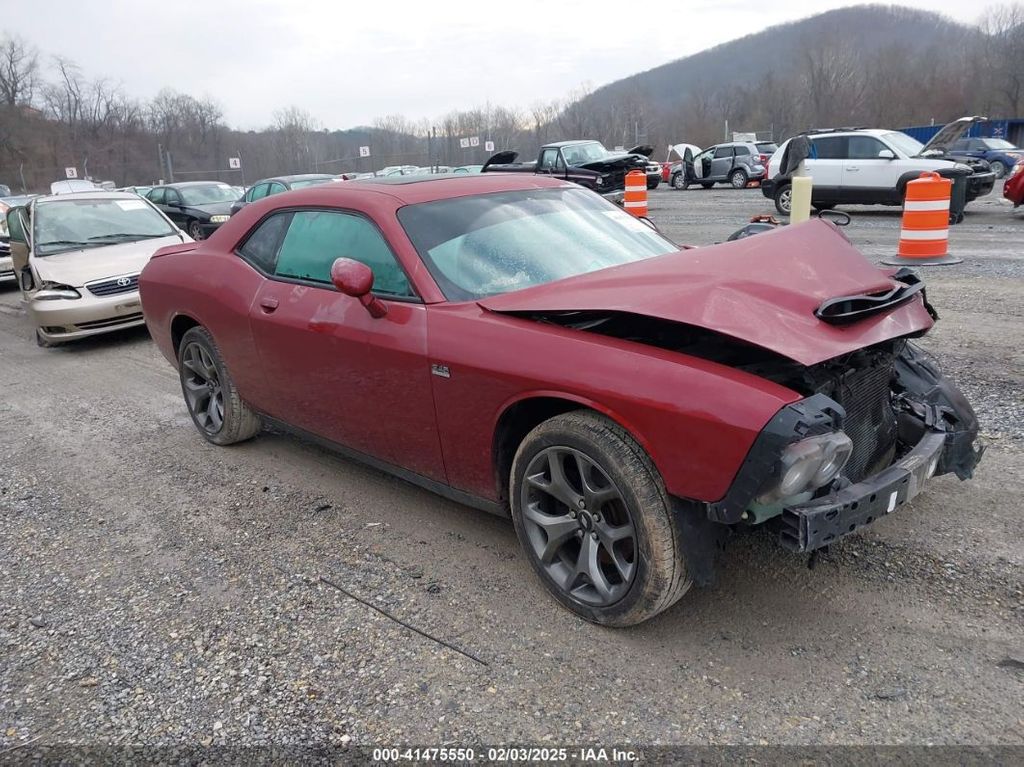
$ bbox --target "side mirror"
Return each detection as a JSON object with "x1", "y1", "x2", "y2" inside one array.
[
  {"x1": 330, "y1": 258, "x2": 387, "y2": 319},
  {"x1": 878, "y1": 149, "x2": 896, "y2": 160}
]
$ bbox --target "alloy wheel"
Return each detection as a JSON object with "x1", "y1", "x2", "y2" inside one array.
[
  {"x1": 779, "y1": 188, "x2": 792, "y2": 214},
  {"x1": 181, "y1": 342, "x2": 224, "y2": 434},
  {"x1": 731, "y1": 171, "x2": 747, "y2": 189},
  {"x1": 520, "y1": 446, "x2": 637, "y2": 607},
  {"x1": 991, "y1": 160, "x2": 1006, "y2": 179},
  {"x1": 189, "y1": 221, "x2": 205, "y2": 241}
]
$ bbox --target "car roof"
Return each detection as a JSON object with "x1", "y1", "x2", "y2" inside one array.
[
  {"x1": 161, "y1": 181, "x2": 235, "y2": 188},
  {"x1": 259, "y1": 174, "x2": 335, "y2": 184},
  {"x1": 284, "y1": 173, "x2": 571, "y2": 205},
  {"x1": 542, "y1": 140, "x2": 601, "y2": 148},
  {"x1": 34, "y1": 191, "x2": 144, "y2": 204}
]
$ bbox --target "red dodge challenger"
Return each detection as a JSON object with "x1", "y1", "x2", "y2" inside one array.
[{"x1": 139, "y1": 174, "x2": 982, "y2": 626}]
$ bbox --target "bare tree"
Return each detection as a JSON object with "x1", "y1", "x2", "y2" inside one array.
[{"x1": 0, "y1": 35, "x2": 39, "y2": 106}]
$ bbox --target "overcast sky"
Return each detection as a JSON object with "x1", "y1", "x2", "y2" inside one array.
[{"x1": 8, "y1": 0, "x2": 982, "y2": 130}]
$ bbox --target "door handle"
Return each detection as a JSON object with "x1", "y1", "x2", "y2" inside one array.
[
  {"x1": 846, "y1": 166, "x2": 860, "y2": 172},
  {"x1": 259, "y1": 297, "x2": 279, "y2": 313}
]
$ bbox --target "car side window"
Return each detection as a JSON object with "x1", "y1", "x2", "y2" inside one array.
[
  {"x1": 539, "y1": 149, "x2": 559, "y2": 170},
  {"x1": 847, "y1": 136, "x2": 888, "y2": 159},
  {"x1": 238, "y1": 212, "x2": 293, "y2": 273},
  {"x1": 811, "y1": 136, "x2": 846, "y2": 159},
  {"x1": 734, "y1": 146, "x2": 751, "y2": 156},
  {"x1": 713, "y1": 146, "x2": 733, "y2": 159},
  {"x1": 555, "y1": 152, "x2": 566, "y2": 172},
  {"x1": 166, "y1": 189, "x2": 182, "y2": 206},
  {"x1": 268, "y1": 182, "x2": 287, "y2": 196},
  {"x1": 274, "y1": 210, "x2": 413, "y2": 297},
  {"x1": 148, "y1": 187, "x2": 166, "y2": 205}
]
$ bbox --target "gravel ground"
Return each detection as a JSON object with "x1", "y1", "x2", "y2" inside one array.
[{"x1": 0, "y1": 182, "x2": 1022, "y2": 753}]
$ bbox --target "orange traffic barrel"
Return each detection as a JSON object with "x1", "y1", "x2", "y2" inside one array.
[
  {"x1": 623, "y1": 170, "x2": 648, "y2": 218},
  {"x1": 883, "y1": 172, "x2": 962, "y2": 266}
]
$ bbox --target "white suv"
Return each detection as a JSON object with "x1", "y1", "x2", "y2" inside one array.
[{"x1": 763, "y1": 126, "x2": 995, "y2": 215}]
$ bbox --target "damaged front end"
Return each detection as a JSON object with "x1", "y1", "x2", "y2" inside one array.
[{"x1": 708, "y1": 340, "x2": 983, "y2": 552}]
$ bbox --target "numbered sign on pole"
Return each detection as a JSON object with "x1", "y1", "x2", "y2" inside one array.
[
  {"x1": 484, "y1": 140, "x2": 495, "y2": 152},
  {"x1": 228, "y1": 157, "x2": 241, "y2": 169},
  {"x1": 459, "y1": 138, "x2": 470, "y2": 149},
  {"x1": 65, "y1": 167, "x2": 78, "y2": 179},
  {"x1": 359, "y1": 146, "x2": 371, "y2": 158},
  {"x1": 469, "y1": 136, "x2": 480, "y2": 147}
]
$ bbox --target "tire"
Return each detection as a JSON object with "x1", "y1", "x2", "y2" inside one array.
[
  {"x1": 700, "y1": 182, "x2": 714, "y2": 189},
  {"x1": 729, "y1": 169, "x2": 748, "y2": 189},
  {"x1": 509, "y1": 411, "x2": 692, "y2": 626},
  {"x1": 647, "y1": 178, "x2": 660, "y2": 190},
  {"x1": 774, "y1": 183, "x2": 793, "y2": 215},
  {"x1": 671, "y1": 172, "x2": 686, "y2": 190},
  {"x1": 178, "y1": 326, "x2": 261, "y2": 446},
  {"x1": 991, "y1": 160, "x2": 1006, "y2": 179},
  {"x1": 188, "y1": 220, "x2": 205, "y2": 241}
]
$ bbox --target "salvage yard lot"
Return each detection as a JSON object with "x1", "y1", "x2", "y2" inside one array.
[{"x1": 1, "y1": 184, "x2": 1021, "y2": 748}]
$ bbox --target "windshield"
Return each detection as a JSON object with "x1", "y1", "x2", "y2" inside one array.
[
  {"x1": 983, "y1": 138, "x2": 1016, "y2": 150},
  {"x1": 884, "y1": 132, "x2": 925, "y2": 157},
  {"x1": 289, "y1": 177, "x2": 334, "y2": 189},
  {"x1": 397, "y1": 187, "x2": 678, "y2": 301},
  {"x1": 563, "y1": 142, "x2": 609, "y2": 165},
  {"x1": 179, "y1": 184, "x2": 238, "y2": 205},
  {"x1": 33, "y1": 197, "x2": 176, "y2": 256}
]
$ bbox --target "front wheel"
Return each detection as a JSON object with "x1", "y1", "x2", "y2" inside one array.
[
  {"x1": 188, "y1": 220, "x2": 205, "y2": 241},
  {"x1": 671, "y1": 172, "x2": 686, "y2": 190},
  {"x1": 178, "y1": 326, "x2": 261, "y2": 445},
  {"x1": 510, "y1": 411, "x2": 692, "y2": 626},
  {"x1": 990, "y1": 160, "x2": 1007, "y2": 179},
  {"x1": 729, "y1": 169, "x2": 748, "y2": 189},
  {"x1": 774, "y1": 183, "x2": 792, "y2": 215}
]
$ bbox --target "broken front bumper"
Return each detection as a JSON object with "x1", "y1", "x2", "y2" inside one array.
[{"x1": 779, "y1": 431, "x2": 945, "y2": 552}]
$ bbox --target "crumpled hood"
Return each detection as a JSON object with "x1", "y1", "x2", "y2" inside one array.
[
  {"x1": 33, "y1": 234, "x2": 183, "y2": 288},
  {"x1": 579, "y1": 153, "x2": 650, "y2": 172},
  {"x1": 479, "y1": 220, "x2": 935, "y2": 366}
]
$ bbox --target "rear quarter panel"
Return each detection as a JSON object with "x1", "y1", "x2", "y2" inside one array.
[
  {"x1": 140, "y1": 249, "x2": 271, "y2": 410},
  {"x1": 427, "y1": 303, "x2": 801, "y2": 504}
]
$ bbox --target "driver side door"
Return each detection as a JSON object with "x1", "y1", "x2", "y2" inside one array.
[{"x1": 243, "y1": 208, "x2": 447, "y2": 482}]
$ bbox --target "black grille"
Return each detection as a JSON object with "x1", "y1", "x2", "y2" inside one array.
[
  {"x1": 86, "y1": 274, "x2": 139, "y2": 297},
  {"x1": 832, "y1": 360, "x2": 897, "y2": 482}
]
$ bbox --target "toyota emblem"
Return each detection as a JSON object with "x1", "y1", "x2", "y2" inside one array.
[{"x1": 116, "y1": 277, "x2": 131, "y2": 287}]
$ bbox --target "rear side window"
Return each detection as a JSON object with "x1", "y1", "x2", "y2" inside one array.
[
  {"x1": 238, "y1": 212, "x2": 292, "y2": 273},
  {"x1": 268, "y1": 182, "x2": 287, "y2": 196},
  {"x1": 248, "y1": 183, "x2": 271, "y2": 202},
  {"x1": 713, "y1": 146, "x2": 733, "y2": 159},
  {"x1": 811, "y1": 136, "x2": 846, "y2": 159},
  {"x1": 274, "y1": 210, "x2": 413, "y2": 297},
  {"x1": 734, "y1": 145, "x2": 751, "y2": 156}
]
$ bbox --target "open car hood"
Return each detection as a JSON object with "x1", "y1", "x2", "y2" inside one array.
[
  {"x1": 626, "y1": 144, "x2": 654, "y2": 157},
  {"x1": 578, "y1": 153, "x2": 649, "y2": 172},
  {"x1": 478, "y1": 220, "x2": 935, "y2": 367},
  {"x1": 920, "y1": 115, "x2": 986, "y2": 154}
]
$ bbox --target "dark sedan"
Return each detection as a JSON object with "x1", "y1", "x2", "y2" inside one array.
[
  {"x1": 146, "y1": 182, "x2": 239, "y2": 240},
  {"x1": 948, "y1": 137, "x2": 1024, "y2": 179},
  {"x1": 230, "y1": 174, "x2": 336, "y2": 215}
]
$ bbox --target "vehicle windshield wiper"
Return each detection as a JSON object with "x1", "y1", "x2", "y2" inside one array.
[
  {"x1": 38, "y1": 240, "x2": 94, "y2": 248},
  {"x1": 87, "y1": 232, "x2": 167, "y2": 241}
]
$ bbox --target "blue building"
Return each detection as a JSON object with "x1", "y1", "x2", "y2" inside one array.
[{"x1": 901, "y1": 118, "x2": 1024, "y2": 147}]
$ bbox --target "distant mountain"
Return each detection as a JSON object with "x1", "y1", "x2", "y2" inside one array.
[
  {"x1": 586, "y1": 4, "x2": 968, "y2": 113},
  {"x1": 567, "y1": 4, "x2": 978, "y2": 148}
]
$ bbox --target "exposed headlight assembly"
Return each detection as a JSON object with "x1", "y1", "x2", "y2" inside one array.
[
  {"x1": 757, "y1": 432, "x2": 853, "y2": 503},
  {"x1": 34, "y1": 281, "x2": 82, "y2": 300}
]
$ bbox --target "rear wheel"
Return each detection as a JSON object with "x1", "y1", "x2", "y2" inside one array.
[
  {"x1": 774, "y1": 183, "x2": 792, "y2": 215},
  {"x1": 178, "y1": 326, "x2": 261, "y2": 445},
  {"x1": 729, "y1": 169, "x2": 748, "y2": 189},
  {"x1": 510, "y1": 411, "x2": 692, "y2": 626}
]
